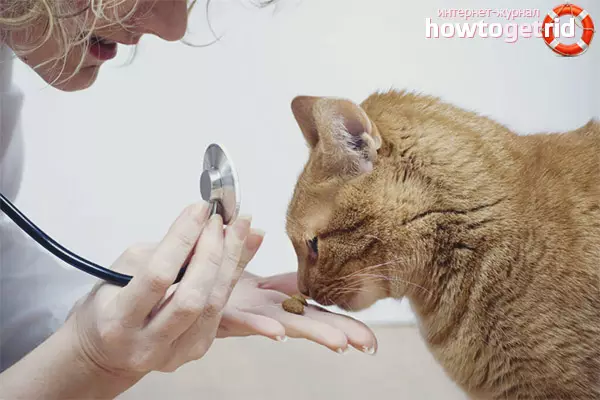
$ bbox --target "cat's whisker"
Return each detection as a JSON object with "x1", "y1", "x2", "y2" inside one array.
[
  {"x1": 315, "y1": 259, "x2": 428, "y2": 307},
  {"x1": 348, "y1": 275, "x2": 420, "y2": 290},
  {"x1": 345, "y1": 273, "x2": 432, "y2": 296},
  {"x1": 335, "y1": 259, "x2": 401, "y2": 282},
  {"x1": 351, "y1": 259, "x2": 399, "y2": 274},
  {"x1": 333, "y1": 287, "x2": 372, "y2": 295},
  {"x1": 319, "y1": 283, "x2": 376, "y2": 304}
]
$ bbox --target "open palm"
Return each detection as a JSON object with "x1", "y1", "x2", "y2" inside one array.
[{"x1": 217, "y1": 272, "x2": 377, "y2": 354}]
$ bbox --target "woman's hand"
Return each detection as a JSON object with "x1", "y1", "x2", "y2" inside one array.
[
  {"x1": 71, "y1": 202, "x2": 263, "y2": 376},
  {"x1": 0, "y1": 202, "x2": 264, "y2": 400},
  {"x1": 217, "y1": 272, "x2": 378, "y2": 355}
]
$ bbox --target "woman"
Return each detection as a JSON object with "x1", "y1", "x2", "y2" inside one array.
[{"x1": 0, "y1": 0, "x2": 378, "y2": 398}]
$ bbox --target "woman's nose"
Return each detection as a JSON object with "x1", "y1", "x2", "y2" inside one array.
[{"x1": 132, "y1": 0, "x2": 188, "y2": 42}]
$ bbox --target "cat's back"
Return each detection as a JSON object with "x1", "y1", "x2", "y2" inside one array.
[
  {"x1": 515, "y1": 120, "x2": 600, "y2": 249},
  {"x1": 517, "y1": 120, "x2": 600, "y2": 195},
  {"x1": 418, "y1": 117, "x2": 600, "y2": 399}
]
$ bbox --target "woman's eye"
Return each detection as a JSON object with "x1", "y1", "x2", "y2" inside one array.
[{"x1": 308, "y1": 237, "x2": 318, "y2": 257}]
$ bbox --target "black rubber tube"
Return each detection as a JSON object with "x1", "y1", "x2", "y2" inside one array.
[{"x1": 0, "y1": 193, "x2": 186, "y2": 287}]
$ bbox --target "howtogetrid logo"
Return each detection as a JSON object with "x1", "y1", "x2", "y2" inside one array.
[
  {"x1": 426, "y1": 4, "x2": 595, "y2": 57},
  {"x1": 542, "y1": 3, "x2": 595, "y2": 57}
]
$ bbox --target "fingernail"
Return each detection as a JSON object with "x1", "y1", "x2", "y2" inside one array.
[
  {"x1": 336, "y1": 347, "x2": 349, "y2": 355},
  {"x1": 245, "y1": 229, "x2": 265, "y2": 253},
  {"x1": 234, "y1": 215, "x2": 252, "y2": 240},
  {"x1": 361, "y1": 346, "x2": 376, "y2": 355},
  {"x1": 209, "y1": 212, "x2": 223, "y2": 228},
  {"x1": 275, "y1": 335, "x2": 288, "y2": 342},
  {"x1": 189, "y1": 201, "x2": 210, "y2": 219}
]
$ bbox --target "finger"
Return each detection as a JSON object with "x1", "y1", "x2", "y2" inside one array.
[
  {"x1": 243, "y1": 287, "x2": 376, "y2": 352},
  {"x1": 190, "y1": 227, "x2": 265, "y2": 324},
  {"x1": 110, "y1": 242, "x2": 156, "y2": 274},
  {"x1": 301, "y1": 307, "x2": 377, "y2": 354},
  {"x1": 208, "y1": 216, "x2": 255, "y2": 307},
  {"x1": 91, "y1": 242, "x2": 156, "y2": 302},
  {"x1": 204, "y1": 227, "x2": 265, "y2": 317},
  {"x1": 114, "y1": 202, "x2": 211, "y2": 326},
  {"x1": 257, "y1": 272, "x2": 299, "y2": 296},
  {"x1": 217, "y1": 310, "x2": 286, "y2": 340},
  {"x1": 146, "y1": 213, "x2": 225, "y2": 339},
  {"x1": 244, "y1": 229, "x2": 265, "y2": 265},
  {"x1": 173, "y1": 227, "x2": 265, "y2": 351},
  {"x1": 256, "y1": 305, "x2": 348, "y2": 353}
]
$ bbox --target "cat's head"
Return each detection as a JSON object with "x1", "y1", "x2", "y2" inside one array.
[{"x1": 285, "y1": 95, "x2": 428, "y2": 311}]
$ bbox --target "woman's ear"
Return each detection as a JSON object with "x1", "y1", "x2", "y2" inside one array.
[{"x1": 290, "y1": 95, "x2": 382, "y2": 175}]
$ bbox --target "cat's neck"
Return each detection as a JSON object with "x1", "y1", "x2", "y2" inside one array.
[{"x1": 405, "y1": 257, "x2": 483, "y2": 347}]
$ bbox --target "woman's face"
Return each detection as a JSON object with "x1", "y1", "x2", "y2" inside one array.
[{"x1": 8, "y1": 0, "x2": 188, "y2": 91}]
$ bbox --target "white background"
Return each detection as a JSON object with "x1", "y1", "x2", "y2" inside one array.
[{"x1": 10, "y1": 0, "x2": 599, "y2": 324}]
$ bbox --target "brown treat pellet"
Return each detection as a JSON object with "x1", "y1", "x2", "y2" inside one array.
[
  {"x1": 291, "y1": 294, "x2": 308, "y2": 306},
  {"x1": 282, "y1": 298, "x2": 305, "y2": 315}
]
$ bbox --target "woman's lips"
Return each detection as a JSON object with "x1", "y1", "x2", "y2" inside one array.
[{"x1": 88, "y1": 35, "x2": 118, "y2": 61}]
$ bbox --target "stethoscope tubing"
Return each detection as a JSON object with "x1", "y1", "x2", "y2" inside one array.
[{"x1": 0, "y1": 192, "x2": 186, "y2": 287}]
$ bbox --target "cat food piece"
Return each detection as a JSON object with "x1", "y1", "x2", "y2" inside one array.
[
  {"x1": 291, "y1": 294, "x2": 308, "y2": 306},
  {"x1": 282, "y1": 297, "x2": 305, "y2": 315}
]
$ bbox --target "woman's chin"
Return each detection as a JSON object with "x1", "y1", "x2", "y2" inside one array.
[{"x1": 40, "y1": 65, "x2": 100, "y2": 92}]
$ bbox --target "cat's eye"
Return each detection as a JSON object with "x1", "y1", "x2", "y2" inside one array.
[{"x1": 308, "y1": 237, "x2": 318, "y2": 259}]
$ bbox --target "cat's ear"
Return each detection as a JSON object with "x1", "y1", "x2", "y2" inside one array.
[
  {"x1": 291, "y1": 96, "x2": 321, "y2": 147},
  {"x1": 291, "y1": 95, "x2": 382, "y2": 174}
]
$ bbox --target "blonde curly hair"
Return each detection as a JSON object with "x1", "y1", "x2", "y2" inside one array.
[{"x1": 0, "y1": 0, "x2": 276, "y2": 86}]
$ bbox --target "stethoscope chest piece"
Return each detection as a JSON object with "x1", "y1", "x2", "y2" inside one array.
[{"x1": 200, "y1": 143, "x2": 240, "y2": 225}]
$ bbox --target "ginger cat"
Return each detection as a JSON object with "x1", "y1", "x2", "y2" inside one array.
[{"x1": 285, "y1": 91, "x2": 600, "y2": 399}]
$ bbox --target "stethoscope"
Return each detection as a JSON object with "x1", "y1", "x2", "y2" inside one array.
[{"x1": 0, "y1": 143, "x2": 241, "y2": 287}]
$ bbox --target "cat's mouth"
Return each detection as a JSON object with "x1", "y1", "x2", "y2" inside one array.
[{"x1": 308, "y1": 289, "x2": 338, "y2": 307}]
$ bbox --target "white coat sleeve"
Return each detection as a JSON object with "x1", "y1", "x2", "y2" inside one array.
[{"x1": 0, "y1": 45, "x2": 97, "y2": 372}]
